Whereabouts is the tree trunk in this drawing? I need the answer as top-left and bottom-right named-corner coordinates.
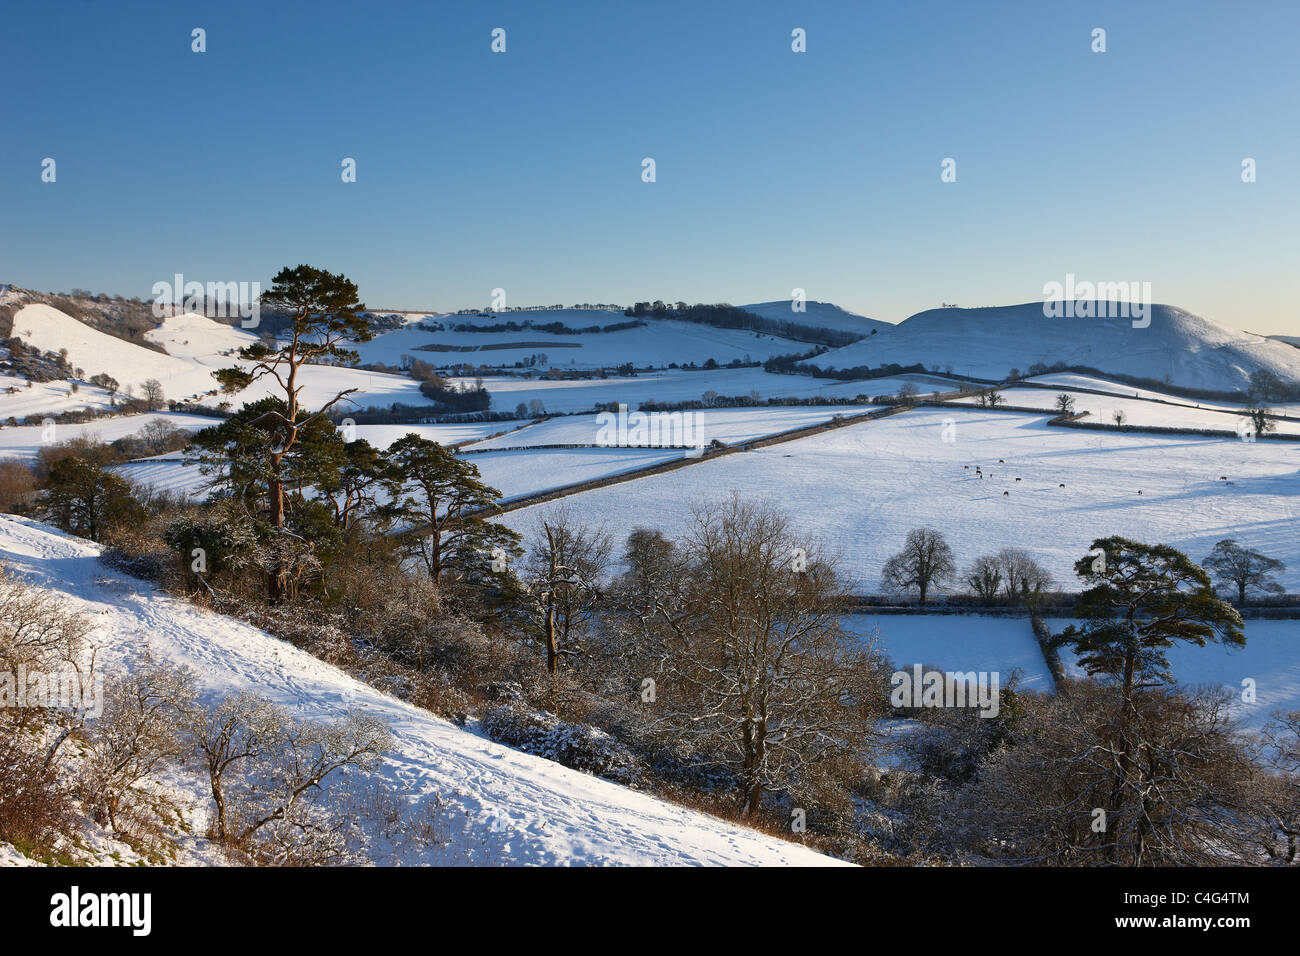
top-left (545, 604), bottom-right (558, 675)
top-left (266, 466), bottom-right (286, 603)
top-left (211, 771), bottom-right (228, 842)
top-left (1104, 641), bottom-right (1138, 862)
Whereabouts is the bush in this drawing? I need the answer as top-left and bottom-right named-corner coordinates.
top-left (0, 732), bottom-right (73, 857)
top-left (481, 706), bottom-right (645, 786)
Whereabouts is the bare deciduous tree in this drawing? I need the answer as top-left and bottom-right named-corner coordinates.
top-left (881, 528), bottom-right (955, 603)
top-left (639, 497), bottom-right (889, 820)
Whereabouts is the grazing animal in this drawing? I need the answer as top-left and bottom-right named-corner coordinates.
top-left (1059, 483), bottom-right (1065, 488)
top-left (1220, 476), bottom-right (1228, 480)
top-left (1137, 490), bottom-right (1143, 495)
top-left (998, 459), bottom-right (1004, 463)
top-left (1015, 477), bottom-right (1021, 482)
top-left (1003, 491), bottom-right (1010, 496)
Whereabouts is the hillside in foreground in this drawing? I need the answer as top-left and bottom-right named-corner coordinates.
top-left (0, 514), bottom-right (842, 867)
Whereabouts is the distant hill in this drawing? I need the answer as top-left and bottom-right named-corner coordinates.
top-left (807, 301), bottom-right (1300, 392)
top-left (740, 300), bottom-right (893, 337)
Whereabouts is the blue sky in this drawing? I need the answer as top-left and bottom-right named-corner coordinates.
top-left (2, 0), bottom-right (1297, 332)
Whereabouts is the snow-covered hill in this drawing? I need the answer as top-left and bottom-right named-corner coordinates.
top-left (356, 309), bottom-right (805, 371)
top-left (740, 300), bottom-right (893, 337)
top-left (809, 302), bottom-right (1300, 391)
top-left (0, 514), bottom-right (842, 867)
top-left (7, 304), bottom-right (428, 412)
top-left (11, 304), bottom-right (210, 397)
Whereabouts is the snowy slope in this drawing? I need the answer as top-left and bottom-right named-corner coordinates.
top-left (809, 302), bottom-right (1300, 391)
top-left (0, 412), bottom-right (223, 462)
top-left (0, 374), bottom-right (116, 419)
top-left (0, 514), bottom-right (843, 867)
top-left (740, 300), bottom-right (893, 337)
top-left (143, 311), bottom-right (260, 359)
top-left (11, 304), bottom-right (212, 398)
top-left (12, 304), bottom-right (431, 412)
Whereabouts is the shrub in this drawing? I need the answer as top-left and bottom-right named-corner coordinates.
top-left (481, 706), bottom-right (645, 786)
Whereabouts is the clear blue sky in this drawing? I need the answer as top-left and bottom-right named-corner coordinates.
top-left (2, 0), bottom-right (1297, 332)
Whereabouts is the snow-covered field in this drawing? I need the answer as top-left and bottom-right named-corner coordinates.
top-left (0, 412), bottom-right (224, 462)
top-left (950, 387), bottom-right (1300, 435)
top-left (0, 373), bottom-right (117, 419)
top-left (497, 405), bottom-right (1300, 592)
top-left (0, 514), bottom-right (842, 867)
top-left (843, 614), bottom-right (1055, 691)
top-left (113, 445), bottom-right (689, 503)
top-left (450, 369), bottom-right (953, 416)
top-left (845, 612), bottom-right (1299, 731)
top-left (1048, 617), bottom-right (1300, 732)
top-left (469, 447), bottom-right (688, 500)
top-left (466, 405), bottom-right (878, 450)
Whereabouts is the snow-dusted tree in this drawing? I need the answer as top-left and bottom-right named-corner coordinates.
top-left (522, 510), bottom-right (611, 676)
top-left (1054, 393), bottom-right (1075, 415)
top-left (140, 378), bottom-right (165, 411)
top-left (1246, 405), bottom-right (1276, 438)
top-left (943, 682), bottom-right (1263, 865)
top-left (1258, 709), bottom-right (1300, 863)
top-left (1203, 538), bottom-right (1286, 604)
top-left (38, 456), bottom-right (143, 543)
top-left (645, 497), bottom-right (889, 819)
top-left (0, 563), bottom-right (97, 769)
top-left (881, 528), bottom-right (955, 602)
top-left (185, 691), bottom-right (391, 846)
top-left (213, 265), bottom-right (369, 603)
top-left (82, 663), bottom-right (196, 832)
top-left (995, 547), bottom-right (1053, 609)
top-left (387, 434), bottom-right (519, 584)
top-left (965, 554), bottom-right (1003, 605)
top-left (1051, 537), bottom-right (1244, 862)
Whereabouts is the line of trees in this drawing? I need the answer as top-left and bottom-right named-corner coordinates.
top-left (877, 527), bottom-right (1287, 608)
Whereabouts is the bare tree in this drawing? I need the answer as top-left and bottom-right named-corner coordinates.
top-left (996, 548), bottom-right (1053, 609)
top-left (185, 691), bottom-right (391, 846)
top-left (82, 663), bottom-right (196, 832)
top-left (141, 378), bottom-right (165, 411)
top-left (942, 683), bottom-right (1264, 865)
top-left (881, 528), bottom-right (955, 602)
top-left (965, 554), bottom-right (1003, 605)
top-left (522, 510), bottom-right (611, 676)
top-left (1203, 539), bottom-right (1285, 604)
top-left (644, 497), bottom-right (889, 820)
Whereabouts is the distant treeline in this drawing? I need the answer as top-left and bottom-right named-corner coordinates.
top-left (630, 394), bottom-right (880, 412)
top-left (333, 403), bottom-right (518, 426)
top-left (763, 348), bottom-right (931, 381)
top-left (623, 301), bottom-right (863, 348)
top-left (423, 318), bottom-right (646, 336)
